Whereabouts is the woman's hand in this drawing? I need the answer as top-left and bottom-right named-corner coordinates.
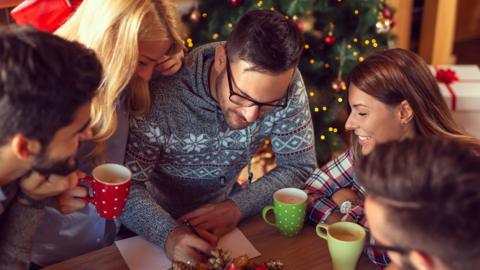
top-left (156, 49), bottom-right (185, 76)
top-left (331, 188), bottom-right (359, 207)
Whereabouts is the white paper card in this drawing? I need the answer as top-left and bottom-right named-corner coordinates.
top-left (115, 228), bottom-right (261, 270)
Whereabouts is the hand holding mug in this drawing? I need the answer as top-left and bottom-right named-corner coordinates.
top-left (56, 183), bottom-right (89, 214)
top-left (19, 170), bottom-right (80, 202)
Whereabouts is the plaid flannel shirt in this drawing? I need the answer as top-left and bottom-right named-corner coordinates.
top-left (303, 148), bottom-right (390, 269)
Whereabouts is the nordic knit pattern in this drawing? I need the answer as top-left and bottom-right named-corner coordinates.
top-left (120, 42), bottom-right (317, 248)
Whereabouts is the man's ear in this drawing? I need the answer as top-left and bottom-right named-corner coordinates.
top-left (397, 100), bottom-right (414, 125)
top-left (213, 45), bottom-right (227, 74)
top-left (409, 250), bottom-right (436, 270)
top-left (10, 134), bottom-right (42, 160)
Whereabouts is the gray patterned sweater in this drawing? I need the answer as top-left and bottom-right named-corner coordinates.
top-left (0, 183), bottom-right (44, 270)
top-left (120, 42), bottom-right (317, 248)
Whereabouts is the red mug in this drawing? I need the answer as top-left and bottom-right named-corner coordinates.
top-left (81, 163), bottom-right (132, 219)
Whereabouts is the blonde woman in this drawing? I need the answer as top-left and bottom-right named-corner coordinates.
top-left (29, 0), bottom-right (185, 267)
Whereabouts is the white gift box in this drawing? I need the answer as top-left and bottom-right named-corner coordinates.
top-left (430, 65), bottom-right (480, 138)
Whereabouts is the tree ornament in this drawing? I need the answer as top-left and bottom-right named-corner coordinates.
top-left (227, 264), bottom-right (238, 270)
top-left (295, 20), bottom-right (304, 32)
top-left (209, 249), bottom-right (232, 269)
top-left (266, 259), bottom-right (284, 270)
top-left (255, 264), bottom-right (268, 270)
top-left (376, 18), bottom-right (392, 34)
top-left (188, 8), bottom-right (201, 24)
top-left (170, 248), bottom-right (283, 270)
top-left (232, 255), bottom-right (249, 268)
top-left (331, 79), bottom-right (346, 92)
top-left (324, 35), bottom-right (335, 45)
top-left (382, 7), bottom-right (392, 18)
top-left (299, 14), bottom-right (315, 32)
top-left (171, 261), bottom-right (196, 270)
top-left (229, 0), bottom-right (244, 7)
top-left (324, 22), bottom-right (335, 45)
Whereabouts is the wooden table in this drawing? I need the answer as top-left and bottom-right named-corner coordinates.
top-left (44, 215), bottom-right (373, 270)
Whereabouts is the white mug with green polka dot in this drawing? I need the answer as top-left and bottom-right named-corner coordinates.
top-left (262, 188), bottom-right (307, 237)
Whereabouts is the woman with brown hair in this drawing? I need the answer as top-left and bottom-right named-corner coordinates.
top-left (304, 48), bottom-right (479, 268)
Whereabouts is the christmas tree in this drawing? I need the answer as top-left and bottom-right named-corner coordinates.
top-left (183, 0), bottom-right (395, 165)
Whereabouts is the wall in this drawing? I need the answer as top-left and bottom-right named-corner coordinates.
top-left (455, 0), bottom-right (480, 41)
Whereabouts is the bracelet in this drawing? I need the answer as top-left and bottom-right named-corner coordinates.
top-left (16, 191), bottom-right (45, 209)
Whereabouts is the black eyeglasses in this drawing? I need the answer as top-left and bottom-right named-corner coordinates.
top-left (225, 52), bottom-right (289, 113)
top-left (365, 232), bottom-right (410, 255)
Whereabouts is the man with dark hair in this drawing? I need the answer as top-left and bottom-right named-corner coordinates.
top-left (0, 26), bottom-right (102, 269)
top-left (120, 10), bottom-right (316, 262)
top-left (357, 137), bottom-right (480, 270)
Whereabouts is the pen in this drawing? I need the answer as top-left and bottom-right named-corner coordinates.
top-left (183, 219), bottom-right (201, 238)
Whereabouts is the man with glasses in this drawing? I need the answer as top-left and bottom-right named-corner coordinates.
top-left (121, 10), bottom-right (316, 263)
top-left (357, 137), bottom-right (480, 270)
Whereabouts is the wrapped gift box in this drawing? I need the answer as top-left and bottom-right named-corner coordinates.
top-left (430, 65), bottom-right (480, 138)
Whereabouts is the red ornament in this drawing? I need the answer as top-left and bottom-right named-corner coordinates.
top-left (391, 18), bottom-right (397, 29)
top-left (436, 68), bottom-right (459, 84)
top-left (331, 79), bottom-right (347, 92)
top-left (324, 35), bottom-right (335, 45)
top-left (229, 0), bottom-right (244, 7)
top-left (255, 264), bottom-right (268, 270)
top-left (382, 8), bottom-right (392, 18)
top-left (295, 21), bottom-right (304, 32)
top-left (227, 264), bottom-right (238, 270)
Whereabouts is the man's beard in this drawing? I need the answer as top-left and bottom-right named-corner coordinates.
top-left (32, 155), bottom-right (78, 176)
top-left (214, 70), bottom-right (248, 130)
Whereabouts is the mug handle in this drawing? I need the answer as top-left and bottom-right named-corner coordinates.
top-left (78, 176), bottom-right (94, 204)
top-left (262, 205), bottom-right (276, 227)
top-left (316, 223), bottom-right (330, 240)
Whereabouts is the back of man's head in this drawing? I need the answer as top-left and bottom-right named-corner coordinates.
top-left (226, 10), bottom-right (304, 73)
top-left (0, 26), bottom-right (102, 146)
top-left (357, 137), bottom-right (480, 270)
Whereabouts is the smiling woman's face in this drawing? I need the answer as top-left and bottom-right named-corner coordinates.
top-left (344, 84), bottom-right (411, 155)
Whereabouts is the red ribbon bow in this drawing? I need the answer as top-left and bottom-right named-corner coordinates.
top-left (435, 68), bottom-right (459, 111)
top-left (436, 68), bottom-right (459, 84)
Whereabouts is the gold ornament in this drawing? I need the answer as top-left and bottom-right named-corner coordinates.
top-left (171, 261), bottom-right (196, 270)
top-left (266, 259), bottom-right (284, 270)
top-left (376, 18), bottom-right (392, 34)
top-left (299, 14), bottom-right (315, 32)
top-left (188, 8), bottom-right (201, 24)
top-left (331, 79), bottom-right (347, 92)
top-left (208, 249), bottom-right (232, 270)
top-left (170, 249), bottom-right (284, 270)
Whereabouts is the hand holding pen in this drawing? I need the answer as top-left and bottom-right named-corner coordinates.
top-left (183, 218), bottom-right (218, 246)
top-left (183, 219), bottom-right (201, 238)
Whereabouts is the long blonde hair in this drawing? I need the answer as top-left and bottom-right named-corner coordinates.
top-left (56, 0), bottom-right (183, 160)
top-left (348, 48), bottom-right (480, 157)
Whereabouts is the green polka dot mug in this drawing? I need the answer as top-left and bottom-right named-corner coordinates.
top-left (262, 188), bottom-right (307, 237)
